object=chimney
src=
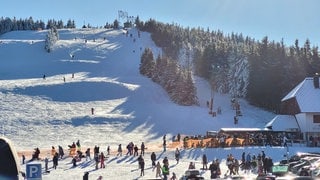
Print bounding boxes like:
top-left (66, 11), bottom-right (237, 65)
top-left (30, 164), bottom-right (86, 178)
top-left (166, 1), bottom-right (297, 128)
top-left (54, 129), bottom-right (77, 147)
top-left (314, 73), bottom-right (319, 88)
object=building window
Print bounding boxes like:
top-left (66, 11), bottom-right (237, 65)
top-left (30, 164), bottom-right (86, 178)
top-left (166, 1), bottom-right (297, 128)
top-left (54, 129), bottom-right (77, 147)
top-left (313, 115), bottom-right (320, 123)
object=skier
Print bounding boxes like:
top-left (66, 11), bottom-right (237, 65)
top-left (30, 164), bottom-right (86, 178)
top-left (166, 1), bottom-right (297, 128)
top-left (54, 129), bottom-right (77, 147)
top-left (32, 147), bottom-right (40, 161)
top-left (77, 150), bottom-right (83, 161)
top-left (174, 148), bottom-right (180, 164)
top-left (53, 152), bottom-right (59, 169)
top-left (94, 153), bottom-right (99, 169)
top-left (163, 156), bottom-right (169, 166)
top-left (283, 135), bottom-right (288, 147)
top-left (107, 145), bottom-right (110, 155)
top-left (51, 146), bottom-right (56, 157)
top-left (117, 144), bottom-right (122, 156)
top-left (245, 153), bottom-right (252, 173)
top-left (94, 145), bottom-right (100, 154)
top-left (85, 148), bottom-right (91, 161)
top-left (140, 142), bottom-right (145, 156)
top-left (126, 142), bottom-right (134, 155)
top-left (151, 152), bottom-right (156, 170)
top-left (234, 159), bottom-right (240, 175)
top-left (261, 151), bottom-right (266, 162)
top-left (202, 154), bottom-right (208, 170)
top-left (72, 156), bottom-right (77, 167)
top-left (44, 157), bottom-right (49, 172)
top-left (133, 145), bottom-right (139, 156)
top-left (240, 152), bottom-right (246, 167)
top-left (100, 152), bottom-right (105, 168)
top-left (138, 155), bottom-right (143, 168)
top-left (22, 154), bottom-right (25, 164)
top-left (188, 162), bottom-right (195, 169)
top-left (58, 145), bottom-right (64, 159)
top-left (209, 159), bottom-right (221, 179)
top-left (155, 161), bottom-right (161, 178)
top-left (162, 164), bottom-right (170, 180)
top-left (226, 154), bottom-right (235, 176)
top-left (257, 158), bottom-right (264, 176)
top-left (219, 136), bottom-right (226, 147)
top-left (138, 155), bottom-right (145, 176)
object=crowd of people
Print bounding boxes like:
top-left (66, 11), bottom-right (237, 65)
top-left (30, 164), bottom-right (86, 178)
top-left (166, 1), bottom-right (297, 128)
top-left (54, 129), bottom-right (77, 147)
top-left (180, 131), bottom-right (299, 149)
top-left (21, 136), bottom-right (282, 180)
top-left (198, 150), bottom-right (274, 179)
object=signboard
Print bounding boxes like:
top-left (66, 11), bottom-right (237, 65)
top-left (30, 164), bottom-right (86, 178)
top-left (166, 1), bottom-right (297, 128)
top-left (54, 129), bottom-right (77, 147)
top-left (26, 163), bottom-right (42, 180)
top-left (272, 165), bottom-right (288, 173)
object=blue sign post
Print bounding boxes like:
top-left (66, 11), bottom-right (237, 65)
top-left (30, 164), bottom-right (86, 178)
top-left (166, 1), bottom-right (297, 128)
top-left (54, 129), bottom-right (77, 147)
top-left (26, 163), bottom-right (42, 180)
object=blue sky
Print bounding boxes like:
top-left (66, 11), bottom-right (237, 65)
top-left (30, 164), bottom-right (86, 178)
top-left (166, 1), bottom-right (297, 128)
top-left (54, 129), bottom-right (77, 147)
top-left (2, 0), bottom-right (320, 46)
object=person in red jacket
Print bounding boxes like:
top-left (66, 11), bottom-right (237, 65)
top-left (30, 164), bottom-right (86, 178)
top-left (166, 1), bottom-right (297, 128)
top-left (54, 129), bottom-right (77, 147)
top-left (100, 152), bottom-right (105, 168)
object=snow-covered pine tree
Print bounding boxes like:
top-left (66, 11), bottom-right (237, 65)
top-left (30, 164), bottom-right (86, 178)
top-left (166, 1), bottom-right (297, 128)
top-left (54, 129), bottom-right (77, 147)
top-left (113, 19), bottom-right (119, 29)
top-left (139, 48), bottom-right (155, 78)
top-left (44, 27), bottom-right (59, 53)
top-left (163, 59), bottom-right (178, 94)
top-left (66, 19), bottom-right (76, 28)
top-left (227, 45), bottom-right (249, 98)
top-left (140, 48), bottom-right (198, 106)
top-left (152, 54), bottom-right (167, 83)
top-left (183, 70), bottom-right (199, 105)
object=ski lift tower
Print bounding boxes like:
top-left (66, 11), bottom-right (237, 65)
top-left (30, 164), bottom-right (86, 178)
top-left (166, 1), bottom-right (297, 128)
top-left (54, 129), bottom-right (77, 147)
top-left (118, 10), bottom-right (128, 27)
top-left (127, 15), bottom-right (135, 27)
top-left (209, 65), bottom-right (218, 115)
top-left (209, 84), bottom-right (214, 115)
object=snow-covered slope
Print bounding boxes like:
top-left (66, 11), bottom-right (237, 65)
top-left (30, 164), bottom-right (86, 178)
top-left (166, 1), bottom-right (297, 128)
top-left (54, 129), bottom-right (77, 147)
top-left (0, 28), bottom-right (276, 150)
top-left (0, 28), bottom-right (300, 180)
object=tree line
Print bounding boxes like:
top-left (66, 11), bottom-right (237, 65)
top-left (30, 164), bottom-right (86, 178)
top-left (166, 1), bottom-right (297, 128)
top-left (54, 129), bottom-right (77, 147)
top-left (135, 17), bottom-right (320, 112)
top-left (0, 17), bottom-right (76, 35)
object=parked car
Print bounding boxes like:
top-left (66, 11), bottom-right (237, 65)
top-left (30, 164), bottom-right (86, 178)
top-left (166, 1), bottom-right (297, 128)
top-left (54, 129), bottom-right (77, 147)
top-left (290, 157), bottom-right (320, 174)
top-left (180, 169), bottom-right (204, 180)
top-left (280, 152), bottom-right (320, 165)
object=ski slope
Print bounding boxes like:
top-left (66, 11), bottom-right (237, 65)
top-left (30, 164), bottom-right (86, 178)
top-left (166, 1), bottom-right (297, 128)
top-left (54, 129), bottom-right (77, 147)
top-left (1, 28), bottom-right (313, 180)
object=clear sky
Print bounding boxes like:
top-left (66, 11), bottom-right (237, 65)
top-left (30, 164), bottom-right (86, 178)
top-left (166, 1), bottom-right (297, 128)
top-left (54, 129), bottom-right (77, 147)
top-left (2, 0), bottom-right (320, 46)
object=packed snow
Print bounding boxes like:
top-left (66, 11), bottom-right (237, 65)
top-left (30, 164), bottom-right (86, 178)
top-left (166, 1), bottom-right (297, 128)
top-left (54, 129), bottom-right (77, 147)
top-left (0, 28), bottom-right (319, 180)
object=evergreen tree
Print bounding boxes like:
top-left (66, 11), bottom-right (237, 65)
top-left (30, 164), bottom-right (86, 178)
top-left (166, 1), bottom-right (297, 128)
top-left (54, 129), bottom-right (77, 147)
top-left (194, 44), bottom-right (215, 79)
top-left (135, 16), bottom-right (144, 29)
top-left (66, 19), bottom-right (76, 28)
top-left (44, 27), bottom-right (59, 53)
top-left (140, 48), bottom-right (155, 78)
top-left (113, 19), bottom-right (119, 29)
top-left (57, 20), bottom-right (64, 29)
top-left (310, 46), bottom-right (320, 73)
top-left (152, 54), bottom-right (167, 83)
top-left (176, 70), bottom-right (198, 105)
